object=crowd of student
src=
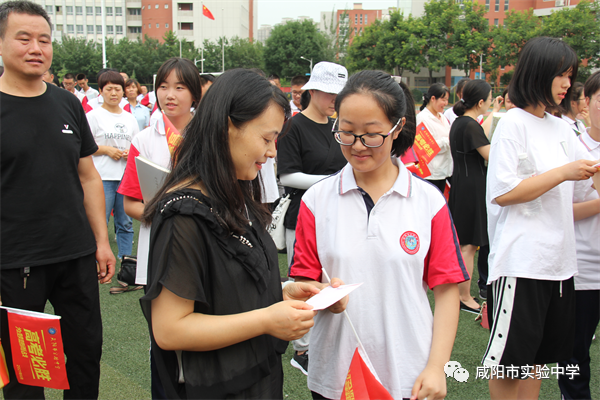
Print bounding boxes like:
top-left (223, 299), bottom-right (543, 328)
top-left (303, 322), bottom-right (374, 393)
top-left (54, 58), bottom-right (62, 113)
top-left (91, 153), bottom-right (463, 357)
top-left (1, 1), bottom-right (600, 400)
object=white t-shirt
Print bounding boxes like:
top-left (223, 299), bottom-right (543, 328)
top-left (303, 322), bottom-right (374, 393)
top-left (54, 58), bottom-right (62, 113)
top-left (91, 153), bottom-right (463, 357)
top-left (561, 114), bottom-right (587, 136)
top-left (445, 107), bottom-right (484, 126)
top-left (259, 158), bottom-right (279, 203)
top-left (79, 87), bottom-right (99, 100)
top-left (87, 107), bottom-right (140, 181)
top-left (290, 99), bottom-right (301, 115)
top-left (290, 159), bottom-right (468, 399)
top-left (486, 108), bottom-right (593, 283)
top-left (415, 107), bottom-right (453, 180)
top-left (573, 131), bottom-right (600, 290)
top-left (87, 96), bottom-right (128, 109)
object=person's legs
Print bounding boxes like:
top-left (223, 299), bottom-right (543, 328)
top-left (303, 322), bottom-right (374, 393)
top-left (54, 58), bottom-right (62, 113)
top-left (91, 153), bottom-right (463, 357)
top-left (286, 228), bottom-right (296, 268)
top-left (459, 244), bottom-right (479, 310)
top-left (102, 180), bottom-right (117, 225)
top-left (1, 268), bottom-right (47, 399)
top-left (558, 289), bottom-right (600, 400)
top-left (49, 253), bottom-right (102, 400)
top-left (477, 245), bottom-right (489, 299)
top-left (113, 191), bottom-right (133, 259)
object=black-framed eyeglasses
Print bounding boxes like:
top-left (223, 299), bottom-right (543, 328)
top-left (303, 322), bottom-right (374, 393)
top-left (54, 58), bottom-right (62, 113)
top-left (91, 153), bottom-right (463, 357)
top-left (332, 118), bottom-right (402, 148)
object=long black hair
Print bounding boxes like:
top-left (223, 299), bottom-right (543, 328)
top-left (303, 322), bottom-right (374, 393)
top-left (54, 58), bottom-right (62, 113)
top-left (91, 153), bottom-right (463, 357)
top-left (453, 80), bottom-right (491, 116)
top-left (143, 68), bottom-right (291, 234)
top-left (335, 70), bottom-right (416, 157)
top-left (509, 37), bottom-right (578, 112)
top-left (420, 83), bottom-right (450, 111)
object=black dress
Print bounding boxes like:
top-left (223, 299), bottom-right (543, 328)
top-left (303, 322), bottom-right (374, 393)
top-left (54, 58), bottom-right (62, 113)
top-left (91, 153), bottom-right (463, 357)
top-left (448, 116), bottom-right (490, 246)
top-left (140, 189), bottom-right (288, 399)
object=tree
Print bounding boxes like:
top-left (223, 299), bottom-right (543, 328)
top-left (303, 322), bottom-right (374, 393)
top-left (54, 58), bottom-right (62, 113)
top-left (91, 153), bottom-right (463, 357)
top-left (541, 0), bottom-right (600, 70)
top-left (264, 20), bottom-right (330, 77)
top-left (345, 19), bottom-right (387, 72)
top-left (320, 10), bottom-right (351, 65)
top-left (384, 12), bottom-right (427, 76)
top-left (51, 37), bottom-right (102, 78)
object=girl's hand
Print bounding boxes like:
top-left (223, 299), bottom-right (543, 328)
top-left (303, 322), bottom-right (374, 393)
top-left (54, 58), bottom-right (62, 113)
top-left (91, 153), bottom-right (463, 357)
top-left (492, 96), bottom-right (504, 113)
top-left (410, 365), bottom-right (447, 400)
top-left (577, 109), bottom-right (590, 128)
top-left (263, 300), bottom-right (316, 341)
top-left (106, 147), bottom-right (123, 161)
top-left (283, 282), bottom-right (320, 302)
top-left (560, 159), bottom-right (598, 181)
top-left (326, 277), bottom-right (348, 314)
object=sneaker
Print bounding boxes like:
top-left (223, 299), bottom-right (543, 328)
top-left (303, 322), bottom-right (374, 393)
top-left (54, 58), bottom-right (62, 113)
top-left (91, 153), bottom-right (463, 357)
top-left (460, 301), bottom-right (481, 315)
top-left (291, 351), bottom-right (308, 375)
top-left (479, 288), bottom-right (487, 300)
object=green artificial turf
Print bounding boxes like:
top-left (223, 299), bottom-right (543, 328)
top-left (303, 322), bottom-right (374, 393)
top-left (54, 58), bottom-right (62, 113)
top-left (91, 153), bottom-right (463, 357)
top-left (8, 220), bottom-right (596, 399)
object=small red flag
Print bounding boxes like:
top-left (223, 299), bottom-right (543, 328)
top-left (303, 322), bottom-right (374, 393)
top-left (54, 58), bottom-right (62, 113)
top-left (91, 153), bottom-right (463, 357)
top-left (413, 122), bottom-right (440, 164)
top-left (163, 111), bottom-right (183, 156)
top-left (4, 307), bottom-right (69, 390)
top-left (340, 348), bottom-right (393, 400)
top-left (81, 96), bottom-right (93, 113)
top-left (202, 5), bottom-right (215, 20)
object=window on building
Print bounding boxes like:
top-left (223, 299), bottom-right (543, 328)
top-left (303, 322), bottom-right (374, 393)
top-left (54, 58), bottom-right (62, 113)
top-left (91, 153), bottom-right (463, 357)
top-left (116, 25), bottom-right (123, 34)
top-left (179, 22), bottom-right (193, 30)
top-left (165, 23), bottom-right (169, 28)
top-left (86, 6), bottom-right (93, 15)
top-left (45, 5), bottom-right (53, 13)
top-left (504, 0), bottom-right (509, 10)
top-left (96, 6), bottom-right (101, 15)
top-left (55, 6), bottom-right (61, 13)
top-left (67, 24), bottom-right (74, 34)
top-left (115, 7), bottom-right (122, 16)
top-left (354, 14), bottom-right (357, 24)
top-left (76, 25), bottom-right (83, 34)
top-left (360, 14), bottom-right (362, 24)
top-left (156, 23), bottom-right (159, 28)
top-left (76, 6), bottom-right (82, 15)
top-left (107, 25), bottom-right (114, 34)
top-left (485, 0), bottom-right (490, 11)
top-left (494, 18), bottom-right (499, 26)
top-left (106, 7), bottom-right (112, 16)
top-left (129, 8), bottom-right (141, 15)
top-left (495, 0), bottom-right (500, 11)
top-left (56, 24), bottom-right (63, 31)
top-left (354, 27), bottom-right (357, 35)
top-left (155, 4), bottom-right (159, 8)
top-left (87, 25), bottom-right (94, 34)
top-left (364, 14), bottom-right (367, 24)
top-left (165, 4), bottom-right (168, 8)
top-left (66, 6), bottom-right (73, 15)
top-left (129, 26), bottom-right (142, 33)
top-left (178, 3), bottom-right (193, 10)
top-left (96, 25), bottom-right (102, 33)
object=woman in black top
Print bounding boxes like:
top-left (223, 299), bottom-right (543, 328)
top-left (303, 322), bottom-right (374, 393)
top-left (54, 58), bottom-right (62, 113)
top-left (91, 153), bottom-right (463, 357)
top-left (448, 80), bottom-right (492, 314)
top-left (140, 69), bottom-right (320, 399)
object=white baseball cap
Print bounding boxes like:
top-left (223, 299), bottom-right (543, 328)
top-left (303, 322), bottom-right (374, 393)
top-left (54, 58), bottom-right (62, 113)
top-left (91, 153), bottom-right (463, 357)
top-left (302, 62), bottom-right (348, 94)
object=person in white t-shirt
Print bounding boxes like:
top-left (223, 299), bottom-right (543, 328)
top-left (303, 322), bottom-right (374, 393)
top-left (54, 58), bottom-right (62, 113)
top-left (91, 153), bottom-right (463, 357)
top-left (416, 83), bottom-right (452, 192)
top-left (445, 78), bottom-right (470, 126)
top-left (560, 81), bottom-right (588, 135)
top-left (62, 72), bottom-right (85, 102)
top-left (483, 37), bottom-right (599, 400)
top-left (291, 71), bottom-right (467, 400)
top-left (289, 75), bottom-right (309, 116)
top-left (557, 70), bottom-right (600, 400)
top-left (86, 71), bottom-right (140, 260)
top-left (76, 73), bottom-right (99, 100)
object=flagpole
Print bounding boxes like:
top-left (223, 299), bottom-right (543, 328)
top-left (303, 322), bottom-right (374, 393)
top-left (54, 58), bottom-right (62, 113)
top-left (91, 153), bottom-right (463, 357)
top-left (222, 7), bottom-right (225, 73)
top-left (200, 2), bottom-right (204, 73)
top-left (320, 268), bottom-right (368, 358)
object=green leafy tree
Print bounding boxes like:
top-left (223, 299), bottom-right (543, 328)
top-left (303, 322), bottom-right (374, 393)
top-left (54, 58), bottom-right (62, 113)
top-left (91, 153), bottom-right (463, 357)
top-left (541, 0), bottom-right (600, 69)
top-left (445, 1), bottom-right (489, 76)
top-left (345, 19), bottom-right (387, 72)
top-left (384, 12), bottom-right (427, 76)
top-left (264, 20), bottom-right (330, 77)
top-left (51, 37), bottom-right (102, 78)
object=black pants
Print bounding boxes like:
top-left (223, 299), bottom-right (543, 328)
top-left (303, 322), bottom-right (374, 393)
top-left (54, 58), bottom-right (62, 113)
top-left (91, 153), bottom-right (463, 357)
top-left (477, 245), bottom-right (489, 291)
top-left (1, 253), bottom-right (102, 399)
top-left (558, 289), bottom-right (600, 400)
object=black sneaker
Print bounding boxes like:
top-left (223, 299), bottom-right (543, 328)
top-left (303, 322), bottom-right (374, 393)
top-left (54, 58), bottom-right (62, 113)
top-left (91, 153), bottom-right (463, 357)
top-left (291, 351), bottom-right (308, 375)
top-left (460, 301), bottom-right (481, 315)
top-left (479, 288), bottom-right (487, 300)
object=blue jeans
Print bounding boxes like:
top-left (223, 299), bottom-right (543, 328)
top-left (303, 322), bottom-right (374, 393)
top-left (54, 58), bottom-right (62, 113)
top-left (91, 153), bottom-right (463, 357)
top-left (103, 180), bottom-right (133, 260)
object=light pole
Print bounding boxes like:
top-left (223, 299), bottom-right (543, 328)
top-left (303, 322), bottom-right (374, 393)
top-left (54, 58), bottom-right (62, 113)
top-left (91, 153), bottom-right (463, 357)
top-left (194, 56), bottom-right (205, 74)
top-left (300, 56), bottom-right (313, 74)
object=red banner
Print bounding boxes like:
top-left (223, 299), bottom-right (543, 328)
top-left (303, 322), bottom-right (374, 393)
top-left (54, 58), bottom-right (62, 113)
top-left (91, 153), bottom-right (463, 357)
top-left (413, 122), bottom-right (440, 164)
top-left (5, 308), bottom-right (69, 390)
top-left (340, 348), bottom-right (393, 400)
top-left (163, 111), bottom-right (183, 157)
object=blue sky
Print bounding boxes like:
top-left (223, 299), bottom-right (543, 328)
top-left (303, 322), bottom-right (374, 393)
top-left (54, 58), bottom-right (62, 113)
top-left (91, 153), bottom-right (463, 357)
top-left (257, 0), bottom-right (401, 27)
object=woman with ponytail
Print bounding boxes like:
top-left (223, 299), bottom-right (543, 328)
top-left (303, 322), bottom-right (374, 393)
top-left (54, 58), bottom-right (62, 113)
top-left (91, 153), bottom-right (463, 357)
top-left (448, 80), bottom-right (493, 314)
top-left (416, 83), bottom-right (452, 191)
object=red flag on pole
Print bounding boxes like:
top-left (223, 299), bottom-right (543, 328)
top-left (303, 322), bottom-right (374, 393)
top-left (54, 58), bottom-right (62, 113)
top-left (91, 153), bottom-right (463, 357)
top-left (340, 348), bottom-right (393, 400)
top-left (202, 5), bottom-right (215, 20)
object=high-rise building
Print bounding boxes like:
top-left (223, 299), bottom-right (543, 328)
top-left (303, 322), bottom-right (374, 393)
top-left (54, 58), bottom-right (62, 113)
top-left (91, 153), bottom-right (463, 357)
top-left (335, 3), bottom-right (391, 44)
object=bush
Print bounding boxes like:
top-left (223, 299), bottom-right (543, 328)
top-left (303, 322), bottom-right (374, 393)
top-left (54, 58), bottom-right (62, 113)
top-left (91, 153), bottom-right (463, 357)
top-left (412, 88), bottom-right (423, 104)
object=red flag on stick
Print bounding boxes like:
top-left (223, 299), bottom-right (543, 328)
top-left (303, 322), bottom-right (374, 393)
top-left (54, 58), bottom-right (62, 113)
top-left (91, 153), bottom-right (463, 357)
top-left (340, 348), bottom-right (393, 400)
top-left (202, 4), bottom-right (215, 20)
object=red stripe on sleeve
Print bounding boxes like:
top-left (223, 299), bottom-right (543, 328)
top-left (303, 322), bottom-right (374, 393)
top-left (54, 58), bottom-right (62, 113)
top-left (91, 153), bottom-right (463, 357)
top-left (117, 144), bottom-right (143, 200)
top-left (423, 204), bottom-right (469, 288)
top-left (289, 201), bottom-right (322, 281)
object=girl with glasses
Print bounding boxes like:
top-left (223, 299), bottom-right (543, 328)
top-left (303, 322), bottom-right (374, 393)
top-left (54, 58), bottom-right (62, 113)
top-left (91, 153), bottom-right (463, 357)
top-left (290, 70), bottom-right (467, 400)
